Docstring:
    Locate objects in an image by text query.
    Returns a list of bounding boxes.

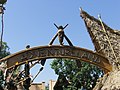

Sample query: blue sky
[2,0,120,84]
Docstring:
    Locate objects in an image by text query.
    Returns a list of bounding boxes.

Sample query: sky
[1,0,120,84]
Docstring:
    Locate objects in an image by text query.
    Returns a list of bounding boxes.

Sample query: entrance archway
[0,45,112,72]
[0,23,113,90]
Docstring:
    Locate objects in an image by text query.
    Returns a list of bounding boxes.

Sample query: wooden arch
[0,45,112,72]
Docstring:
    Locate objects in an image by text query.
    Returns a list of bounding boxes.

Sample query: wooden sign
[0,45,112,71]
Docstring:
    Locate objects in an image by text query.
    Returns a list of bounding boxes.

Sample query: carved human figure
[57,26,64,45]
[49,23,73,46]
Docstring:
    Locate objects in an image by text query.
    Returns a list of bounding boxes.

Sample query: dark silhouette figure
[49,23,73,46]
[57,26,64,45]
[23,63,31,90]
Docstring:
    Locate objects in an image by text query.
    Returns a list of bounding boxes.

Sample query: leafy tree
[0,42,10,90]
[0,42,10,59]
[51,58,104,90]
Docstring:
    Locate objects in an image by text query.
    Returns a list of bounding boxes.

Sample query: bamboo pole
[98,15,118,68]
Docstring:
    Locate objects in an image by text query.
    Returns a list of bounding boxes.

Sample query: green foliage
[0,42,10,59]
[51,58,104,90]
[45,85,49,90]
[0,0,7,5]
[0,42,10,89]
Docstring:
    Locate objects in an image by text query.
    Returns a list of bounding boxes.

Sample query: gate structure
[0,23,112,90]
[0,3,113,89]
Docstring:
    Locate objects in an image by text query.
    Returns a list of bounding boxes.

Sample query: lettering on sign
[20,47,100,63]
[0,45,112,71]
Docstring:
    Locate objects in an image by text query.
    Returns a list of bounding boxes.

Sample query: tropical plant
[51,58,104,90]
